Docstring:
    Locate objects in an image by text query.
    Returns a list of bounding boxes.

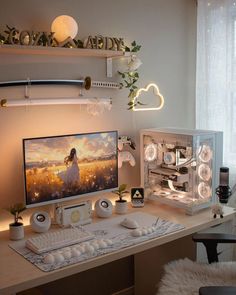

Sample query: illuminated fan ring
[198,182,211,198]
[199,145,212,163]
[198,164,212,181]
[144,143,157,162]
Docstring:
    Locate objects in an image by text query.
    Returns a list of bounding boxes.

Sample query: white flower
[128,55,142,71]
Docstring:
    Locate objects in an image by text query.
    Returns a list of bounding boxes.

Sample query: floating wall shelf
[0,97,112,108]
[0,44,127,58]
[0,45,128,109]
[0,45,130,77]
[0,77,118,108]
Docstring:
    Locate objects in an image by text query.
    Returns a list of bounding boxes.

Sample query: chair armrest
[192,233,236,264]
[193,233,236,244]
[199,286,236,295]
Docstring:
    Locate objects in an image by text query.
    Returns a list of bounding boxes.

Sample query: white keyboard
[26,227,95,254]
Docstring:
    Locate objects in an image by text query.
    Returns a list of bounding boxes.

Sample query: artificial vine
[118,41,144,110]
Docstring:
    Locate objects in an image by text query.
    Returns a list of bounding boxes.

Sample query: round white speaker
[30,211,51,233]
[95,199,113,218]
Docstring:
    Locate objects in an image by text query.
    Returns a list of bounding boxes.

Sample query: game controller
[118,151,136,168]
[118,135,136,168]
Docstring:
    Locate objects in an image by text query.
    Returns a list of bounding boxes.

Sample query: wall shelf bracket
[106,57,113,78]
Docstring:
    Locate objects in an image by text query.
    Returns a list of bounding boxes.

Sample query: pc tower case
[140,128,223,214]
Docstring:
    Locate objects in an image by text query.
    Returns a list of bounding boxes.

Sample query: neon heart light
[133,83,164,111]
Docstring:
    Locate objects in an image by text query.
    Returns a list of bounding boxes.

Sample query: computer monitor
[23,131,118,208]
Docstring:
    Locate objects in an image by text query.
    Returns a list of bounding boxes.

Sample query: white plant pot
[115,200,128,214]
[9,223,24,240]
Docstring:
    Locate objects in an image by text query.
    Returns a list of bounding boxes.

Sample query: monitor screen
[23,131,118,207]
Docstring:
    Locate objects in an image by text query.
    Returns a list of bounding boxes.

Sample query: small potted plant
[8,203,26,240]
[112,184,129,214]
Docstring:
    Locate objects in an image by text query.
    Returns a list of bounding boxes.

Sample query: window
[196,0,236,177]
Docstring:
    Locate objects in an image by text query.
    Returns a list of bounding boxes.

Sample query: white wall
[0,0,196,226]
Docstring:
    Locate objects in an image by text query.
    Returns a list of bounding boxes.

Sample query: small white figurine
[211,203,224,218]
[118,136,136,168]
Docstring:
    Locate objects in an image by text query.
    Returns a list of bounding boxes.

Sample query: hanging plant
[118,41,144,110]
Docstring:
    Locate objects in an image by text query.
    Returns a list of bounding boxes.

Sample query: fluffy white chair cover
[157,258,236,295]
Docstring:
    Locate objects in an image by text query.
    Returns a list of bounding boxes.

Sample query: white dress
[59,155,80,186]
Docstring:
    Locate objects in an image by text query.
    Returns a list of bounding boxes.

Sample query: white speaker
[30,211,51,233]
[95,199,113,218]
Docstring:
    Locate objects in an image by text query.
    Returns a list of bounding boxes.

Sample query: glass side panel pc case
[23,131,118,208]
[140,128,223,215]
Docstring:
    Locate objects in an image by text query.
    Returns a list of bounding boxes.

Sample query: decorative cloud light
[133,83,165,111]
[51,15,78,42]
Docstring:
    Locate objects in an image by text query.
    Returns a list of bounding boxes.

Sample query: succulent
[112,184,129,201]
[7,203,26,225]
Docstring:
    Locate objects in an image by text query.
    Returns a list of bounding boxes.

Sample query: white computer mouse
[120,218,139,229]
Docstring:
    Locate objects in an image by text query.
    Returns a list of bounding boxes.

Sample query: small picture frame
[131,187,144,207]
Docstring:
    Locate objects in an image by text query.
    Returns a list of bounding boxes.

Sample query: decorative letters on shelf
[0,25,124,51]
[84,36,124,51]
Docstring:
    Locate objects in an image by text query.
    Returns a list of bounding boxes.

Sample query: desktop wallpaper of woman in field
[23,131,118,205]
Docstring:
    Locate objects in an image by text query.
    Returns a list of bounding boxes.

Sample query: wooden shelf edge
[0,44,130,58]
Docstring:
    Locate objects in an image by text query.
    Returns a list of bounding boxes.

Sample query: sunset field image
[23,132,118,205]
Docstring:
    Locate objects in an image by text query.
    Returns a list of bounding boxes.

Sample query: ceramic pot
[9,222,24,240]
[115,200,128,214]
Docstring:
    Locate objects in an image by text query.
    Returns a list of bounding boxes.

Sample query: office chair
[157,233,236,295]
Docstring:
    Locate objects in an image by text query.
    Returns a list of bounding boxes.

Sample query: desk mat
[9,212,184,272]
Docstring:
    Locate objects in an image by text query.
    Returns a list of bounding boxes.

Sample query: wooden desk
[0,202,235,295]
